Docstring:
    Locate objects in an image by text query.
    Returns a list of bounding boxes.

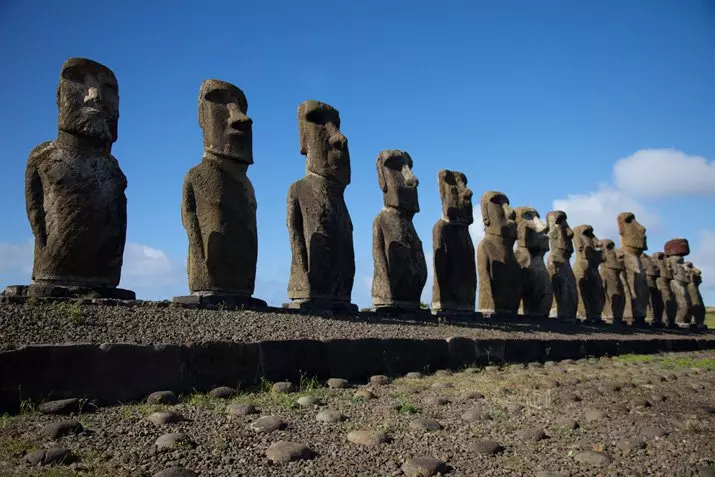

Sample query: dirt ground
[1,351,714,477]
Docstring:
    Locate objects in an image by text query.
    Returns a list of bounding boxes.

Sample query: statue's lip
[82,106,105,115]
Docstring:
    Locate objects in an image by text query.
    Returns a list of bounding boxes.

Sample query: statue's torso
[478,236,521,313]
[432,220,475,310]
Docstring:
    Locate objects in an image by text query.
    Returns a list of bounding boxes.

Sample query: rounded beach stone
[327,378,350,389]
[431,382,453,389]
[155,433,194,451]
[402,456,448,477]
[553,418,579,430]
[250,416,285,433]
[272,382,294,393]
[147,412,184,426]
[25,448,74,466]
[409,417,443,432]
[423,396,449,406]
[38,398,82,415]
[346,430,388,446]
[405,372,423,379]
[517,427,546,441]
[573,450,611,467]
[265,441,311,463]
[641,426,668,438]
[226,403,258,416]
[584,408,606,421]
[370,375,390,386]
[461,410,491,423]
[354,389,376,400]
[296,396,322,407]
[505,403,524,413]
[472,440,504,455]
[617,438,646,451]
[208,386,235,399]
[316,410,346,423]
[434,369,452,377]
[153,467,198,477]
[45,420,83,439]
[461,390,485,400]
[146,391,177,405]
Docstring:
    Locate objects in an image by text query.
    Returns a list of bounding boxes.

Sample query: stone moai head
[617,212,648,253]
[376,149,419,212]
[57,57,119,145]
[546,210,574,258]
[683,261,695,283]
[573,225,604,265]
[437,170,473,225]
[652,252,672,279]
[198,79,252,163]
[298,100,350,185]
[481,191,516,239]
[642,253,659,277]
[601,239,624,271]
[515,207,549,252]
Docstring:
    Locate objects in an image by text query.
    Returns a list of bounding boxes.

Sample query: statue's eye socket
[204,89,233,105]
[61,67,85,83]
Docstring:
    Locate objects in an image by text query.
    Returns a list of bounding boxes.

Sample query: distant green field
[706,307,715,329]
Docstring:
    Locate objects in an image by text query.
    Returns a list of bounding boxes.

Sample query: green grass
[705,309,715,329]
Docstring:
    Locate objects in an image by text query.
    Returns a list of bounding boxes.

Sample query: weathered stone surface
[432,170,476,313]
[517,426,546,441]
[15,58,132,299]
[146,412,184,426]
[405,371,423,379]
[250,416,285,432]
[272,381,294,393]
[296,396,322,407]
[370,374,390,386]
[617,437,646,450]
[653,252,677,326]
[461,409,491,422]
[146,391,177,405]
[409,417,443,432]
[179,79,263,305]
[423,396,449,406]
[327,377,350,389]
[685,262,705,328]
[669,255,692,324]
[38,398,82,415]
[265,441,311,463]
[472,440,504,455]
[316,410,346,423]
[642,253,664,325]
[618,212,649,326]
[226,403,258,416]
[346,430,388,446]
[25,448,75,466]
[600,240,627,324]
[354,389,376,400]
[402,456,449,477]
[573,225,604,322]
[546,211,578,320]
[208,386,235,399]
[574,450,611,467]
[153,468,198,477]
[371,150,426,310]
[44,420,83,439]
[285,100,355,311]
[477,191,521,314]
[665,238,690,257]
[154,433,194,452]
[515,207,552,317]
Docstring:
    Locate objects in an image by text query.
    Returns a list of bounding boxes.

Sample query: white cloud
[0,239,33,275]
[613,149,715,197]
[690,230,715,305]
[553,185,660,240]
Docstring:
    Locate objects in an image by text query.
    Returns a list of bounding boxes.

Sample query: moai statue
[617,212,649,326]
[174,80,265,308]
[477,191,521,315]
[685,262,706,328]
[652,252,676,327]
[285,100,356,311]
[4,58,134,300]
[546,211,578,321]
[572,225,604,323]
[514,207,552,317]
[642,253,664,326]
[432,170,476,315]
[599,239,627,324]
[665,238,692,326]
[371,150,427,311]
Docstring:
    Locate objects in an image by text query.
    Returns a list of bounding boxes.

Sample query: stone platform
[3,283,135,300]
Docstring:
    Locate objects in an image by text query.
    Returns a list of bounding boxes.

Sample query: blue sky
[1,0,714,307]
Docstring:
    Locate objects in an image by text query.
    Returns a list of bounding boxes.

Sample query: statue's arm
[182,176,204,263]
[25,154,46,246]
[433,225,448,292]
[477,242,494,309]
[372,218,390,299]
[287,184,308,275]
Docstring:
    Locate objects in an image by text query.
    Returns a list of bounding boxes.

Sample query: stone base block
[173,294,267,310]
[283,300,358,313]
[3,283,135,300]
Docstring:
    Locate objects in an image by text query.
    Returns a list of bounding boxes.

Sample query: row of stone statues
[2,58,706,328]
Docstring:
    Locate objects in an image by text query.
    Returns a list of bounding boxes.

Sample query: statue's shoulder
[27,141,55,166]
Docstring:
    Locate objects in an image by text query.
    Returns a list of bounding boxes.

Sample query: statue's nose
[403,166,418,188]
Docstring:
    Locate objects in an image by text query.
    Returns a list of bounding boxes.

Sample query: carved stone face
[652,252,672,279]
[57,57,119,144]
[546,211,574,258]
[601,239,624,271]
[198,79,252,163]
[573,225,603,265]
[668,255,687,281]
[515,207,549,252]
[618,212,647,253]
[642,253,659,277]
[376,150,418,212]
[298,100,350,185]
[437,170,472,225]
[481,191,516,239]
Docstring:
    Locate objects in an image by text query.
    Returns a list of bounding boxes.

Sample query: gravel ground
[1,351,714,477]
[0,302,712,346]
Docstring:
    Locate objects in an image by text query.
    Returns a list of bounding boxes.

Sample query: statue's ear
[482,215,490,227]
[376,158,387,192]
